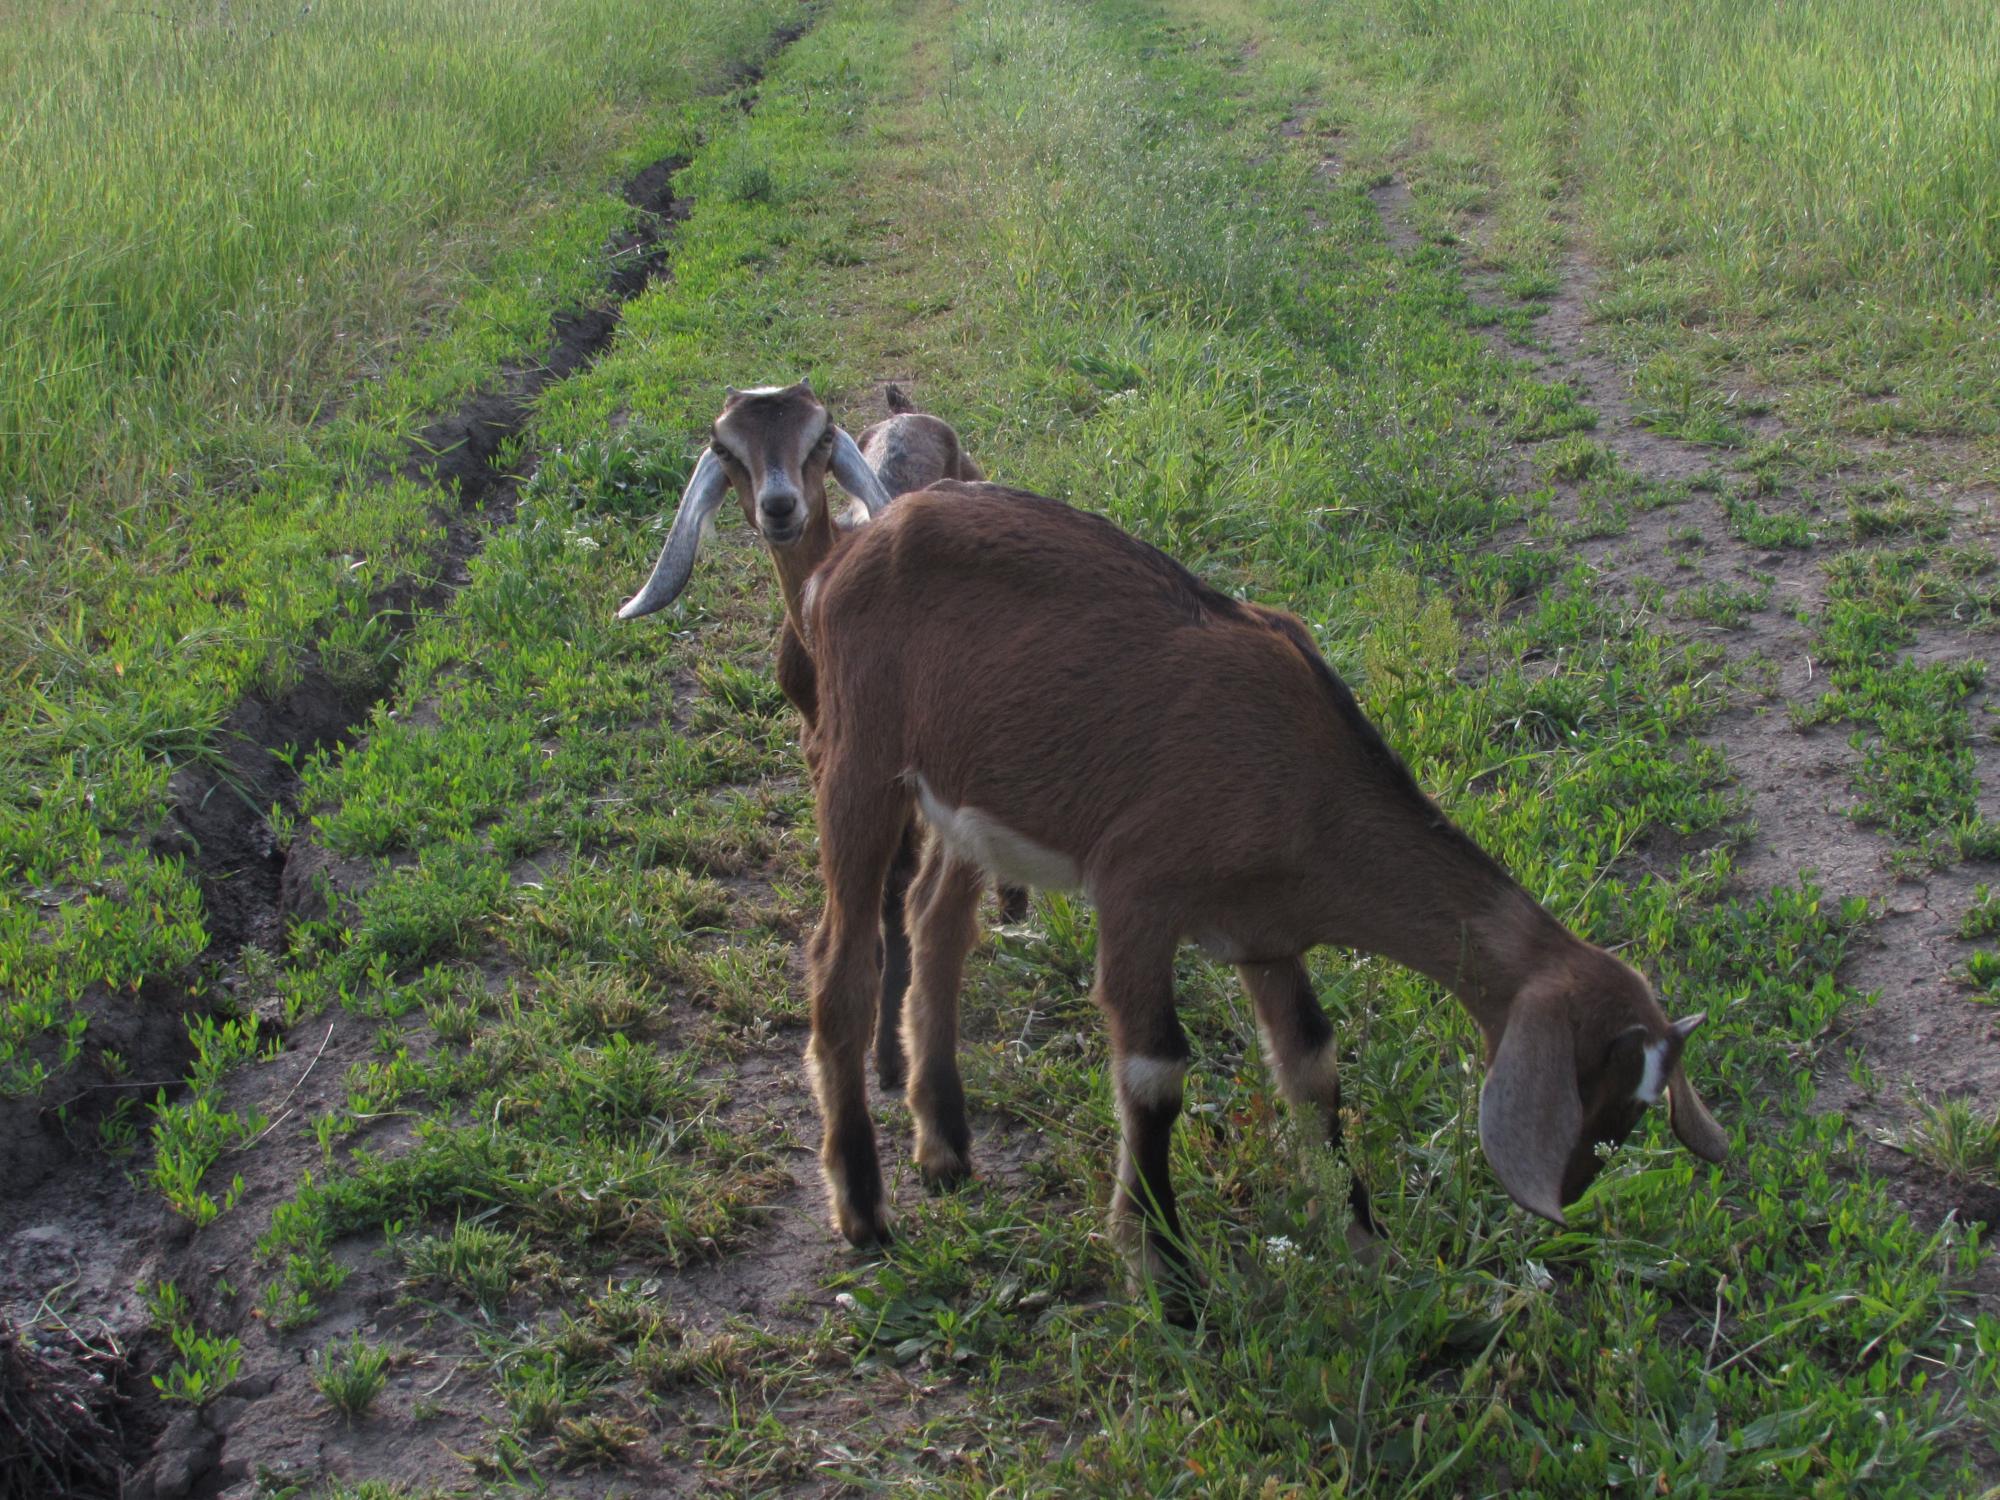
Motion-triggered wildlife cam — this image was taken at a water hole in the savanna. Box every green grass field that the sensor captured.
[3,0,1998,1494]
[1308,0,2000,452]
[0,0,795,1098]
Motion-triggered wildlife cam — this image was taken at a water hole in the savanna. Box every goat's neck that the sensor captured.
[766,506,840,635]
[1326,800,1579,1045]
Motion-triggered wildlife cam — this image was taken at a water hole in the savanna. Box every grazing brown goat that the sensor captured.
[788,482,1727,1292]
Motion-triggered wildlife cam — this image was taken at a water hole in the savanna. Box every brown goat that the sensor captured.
[616,380,1015,1089]
[794,482,1728,1287]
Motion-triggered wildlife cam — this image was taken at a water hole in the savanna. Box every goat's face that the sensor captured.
[615,379,894,622]
[711,382,834,548]
[1480,949,1726,1224]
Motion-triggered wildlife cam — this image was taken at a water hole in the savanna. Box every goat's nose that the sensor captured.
[757,487,804,531]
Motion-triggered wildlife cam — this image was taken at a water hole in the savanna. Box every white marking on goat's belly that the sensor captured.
[914,775,1080,891]
[1634,1040,1668,1105]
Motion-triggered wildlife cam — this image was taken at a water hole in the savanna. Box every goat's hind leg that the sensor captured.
[1097,921,1199,1316]
[807,779,909,1247]
[901,840,983,1187]
[1238,958,1380,1243]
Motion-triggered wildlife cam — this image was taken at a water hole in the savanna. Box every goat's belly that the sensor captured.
[914,776,1081,890]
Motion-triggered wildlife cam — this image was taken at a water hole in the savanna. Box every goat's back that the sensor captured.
[806,485,1418,882]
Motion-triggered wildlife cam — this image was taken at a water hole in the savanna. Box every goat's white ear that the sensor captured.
[724,385,739,397]
[828,426,895,516]
[799,375,812,392]
[617,448,731,620]
[1478,992,1578,1225]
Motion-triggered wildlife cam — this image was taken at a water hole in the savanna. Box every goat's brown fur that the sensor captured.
[799,483,1727,1274]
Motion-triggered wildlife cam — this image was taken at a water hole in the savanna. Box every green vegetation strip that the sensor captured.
[156,0,1996,1490]
[0,0,802,1097]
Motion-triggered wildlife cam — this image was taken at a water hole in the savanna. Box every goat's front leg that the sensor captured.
[901,841,984,1186]
[994,883,1030,924]
[1238,958,1380,1242]
[1097,922,1197,1313]
[807,783,907,1247]
[873,819,920,1093]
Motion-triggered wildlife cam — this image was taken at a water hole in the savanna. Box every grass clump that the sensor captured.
[312,1335,393,1422]
[1906,1097,2000,1184]
[401,1221,532,1314]
[1959,885,2000,940]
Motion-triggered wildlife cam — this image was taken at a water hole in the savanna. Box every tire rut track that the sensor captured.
[0,13,825,1497]
[1343,158,2000,1251]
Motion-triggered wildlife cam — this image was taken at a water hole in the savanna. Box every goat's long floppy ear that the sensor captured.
[1664,1013,1728,1161]
[829,426,895,516]
[1478,992,1580,1225]
[617,448,730,620]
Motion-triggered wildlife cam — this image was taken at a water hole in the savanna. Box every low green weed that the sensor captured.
[312,1335,393,1421]
[144,1280,244,1406]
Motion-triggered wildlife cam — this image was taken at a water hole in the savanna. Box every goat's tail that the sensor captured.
[884,383,916,415]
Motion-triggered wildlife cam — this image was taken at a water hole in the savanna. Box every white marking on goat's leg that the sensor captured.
[1110,1053,1196,1312]
[902,846,984,1187]
[1097,924,1196,1314]
[1117,1056,1189,1110]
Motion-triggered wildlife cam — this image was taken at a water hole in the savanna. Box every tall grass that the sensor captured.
[0,0,786,541]
[1334,0,2000,302]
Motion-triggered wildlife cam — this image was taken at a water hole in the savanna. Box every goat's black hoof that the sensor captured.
[917,1150,972,1193]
